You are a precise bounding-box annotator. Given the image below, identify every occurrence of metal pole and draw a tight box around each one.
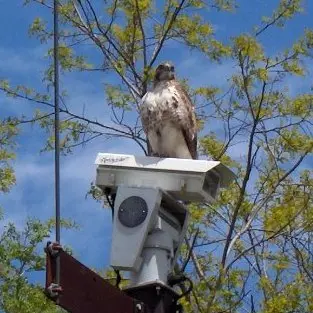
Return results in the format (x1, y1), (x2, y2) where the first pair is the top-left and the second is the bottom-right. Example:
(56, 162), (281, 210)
(53, 0), (61, 287)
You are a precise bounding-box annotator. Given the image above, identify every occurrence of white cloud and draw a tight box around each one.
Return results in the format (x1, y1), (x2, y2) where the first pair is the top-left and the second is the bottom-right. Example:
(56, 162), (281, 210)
(177, 52), (236, 88)
(15, 159), (52, 182)
(0, 45), (47, 75)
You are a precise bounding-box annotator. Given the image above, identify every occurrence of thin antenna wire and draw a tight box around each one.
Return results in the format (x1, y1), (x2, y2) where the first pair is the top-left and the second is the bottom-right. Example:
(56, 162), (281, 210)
(53, 0), (61, 287)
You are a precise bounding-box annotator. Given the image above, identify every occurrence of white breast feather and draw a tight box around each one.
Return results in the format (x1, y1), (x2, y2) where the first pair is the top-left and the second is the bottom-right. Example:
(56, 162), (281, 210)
(140, 82), (193, 159)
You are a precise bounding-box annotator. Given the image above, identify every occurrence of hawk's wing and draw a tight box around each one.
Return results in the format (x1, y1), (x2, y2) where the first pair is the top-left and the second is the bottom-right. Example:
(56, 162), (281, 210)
(170, 80), (198, 159)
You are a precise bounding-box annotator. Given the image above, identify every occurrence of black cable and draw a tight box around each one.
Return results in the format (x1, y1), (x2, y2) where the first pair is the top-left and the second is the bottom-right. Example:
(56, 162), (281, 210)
(104, 188), (121, 288)
(105, 193), (114, 220)
(177, 276), (193, 300)
(53, 0), (61, 288)
(168, 273), (193, 300)
(114, 268), (122, 288)
(104, 188), (116, 220)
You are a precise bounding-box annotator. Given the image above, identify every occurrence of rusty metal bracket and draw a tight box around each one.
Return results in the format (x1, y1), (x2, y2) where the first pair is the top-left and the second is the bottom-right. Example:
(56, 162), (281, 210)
(45, 244), (143, 313)
(46, 283), (63, 298)
(45, 241), (62, 257)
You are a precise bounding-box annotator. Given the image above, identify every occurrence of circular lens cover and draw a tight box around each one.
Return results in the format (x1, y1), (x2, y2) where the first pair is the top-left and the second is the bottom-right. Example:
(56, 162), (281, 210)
(118, 196), (148, 228)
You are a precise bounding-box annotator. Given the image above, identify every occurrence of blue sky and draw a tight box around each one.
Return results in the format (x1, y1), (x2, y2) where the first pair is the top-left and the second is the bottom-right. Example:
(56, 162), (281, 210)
(0, 0), (313, 291)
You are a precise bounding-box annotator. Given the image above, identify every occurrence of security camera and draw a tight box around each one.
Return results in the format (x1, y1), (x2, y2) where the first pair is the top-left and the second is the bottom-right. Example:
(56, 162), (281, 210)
(95, 153), (235, 204)
(94, 153), (236, 288)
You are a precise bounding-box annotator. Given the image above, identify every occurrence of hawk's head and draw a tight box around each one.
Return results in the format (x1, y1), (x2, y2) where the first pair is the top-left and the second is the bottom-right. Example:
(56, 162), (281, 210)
(154, 62), (175, 83)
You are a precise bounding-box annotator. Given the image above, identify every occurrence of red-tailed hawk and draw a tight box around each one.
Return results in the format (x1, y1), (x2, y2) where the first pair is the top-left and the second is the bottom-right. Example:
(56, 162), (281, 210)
(140, 62), (198, 159)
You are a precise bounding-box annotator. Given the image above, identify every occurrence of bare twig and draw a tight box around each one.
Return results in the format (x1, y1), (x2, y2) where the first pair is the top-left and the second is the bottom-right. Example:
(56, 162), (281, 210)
(149, 0), (187, 68)
(0, 86), (147, 152)
(255, 0), (294, 37)
(181, 229), (200, 273)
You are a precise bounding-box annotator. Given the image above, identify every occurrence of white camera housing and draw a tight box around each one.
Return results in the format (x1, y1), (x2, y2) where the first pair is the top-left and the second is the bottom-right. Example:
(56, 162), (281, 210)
(95, 153), (235, 203)
(110, 186), (162, 271)
(94, 153), (236, 287)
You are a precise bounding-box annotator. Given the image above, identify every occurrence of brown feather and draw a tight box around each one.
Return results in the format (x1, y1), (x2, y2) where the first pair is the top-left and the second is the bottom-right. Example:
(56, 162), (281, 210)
(171, 80), (198, 159)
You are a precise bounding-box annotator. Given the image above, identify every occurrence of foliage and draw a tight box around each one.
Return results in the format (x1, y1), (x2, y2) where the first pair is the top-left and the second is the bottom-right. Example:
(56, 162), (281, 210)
(0, 217), (76, 313)
(0, 118), (18, 193)
(1, 0), (313, 312)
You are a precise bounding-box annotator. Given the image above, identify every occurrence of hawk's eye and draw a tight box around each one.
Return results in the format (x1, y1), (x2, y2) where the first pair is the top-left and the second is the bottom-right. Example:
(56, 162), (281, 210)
(170, 66), (174, 71)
